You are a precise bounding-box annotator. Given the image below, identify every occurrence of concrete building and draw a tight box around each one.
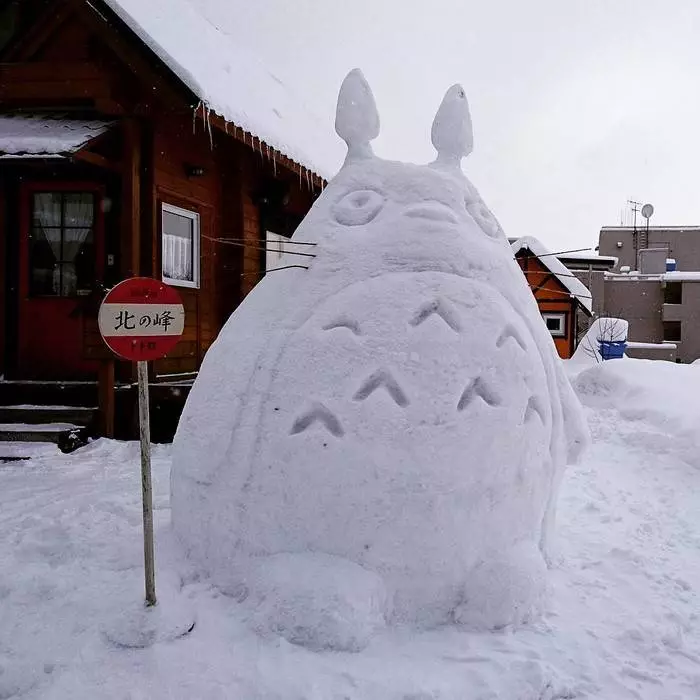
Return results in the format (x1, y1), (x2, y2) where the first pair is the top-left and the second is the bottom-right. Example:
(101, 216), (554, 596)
(598, 226), (700, 363)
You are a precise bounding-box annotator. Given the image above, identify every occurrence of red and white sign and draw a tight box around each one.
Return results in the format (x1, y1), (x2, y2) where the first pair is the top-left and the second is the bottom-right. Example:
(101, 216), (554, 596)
(98, 278), (185, 361)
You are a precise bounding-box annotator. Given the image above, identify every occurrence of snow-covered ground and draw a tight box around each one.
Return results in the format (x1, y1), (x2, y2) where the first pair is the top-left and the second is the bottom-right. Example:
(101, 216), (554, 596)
(2, 358), (699, 699)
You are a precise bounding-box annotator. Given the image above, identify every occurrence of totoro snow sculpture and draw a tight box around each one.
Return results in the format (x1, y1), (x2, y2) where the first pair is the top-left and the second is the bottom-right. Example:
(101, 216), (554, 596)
(171, 69), (589, 651)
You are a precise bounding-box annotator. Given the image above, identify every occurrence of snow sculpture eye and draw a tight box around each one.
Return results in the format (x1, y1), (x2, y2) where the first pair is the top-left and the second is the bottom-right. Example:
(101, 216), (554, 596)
(332, 189), (384, 226)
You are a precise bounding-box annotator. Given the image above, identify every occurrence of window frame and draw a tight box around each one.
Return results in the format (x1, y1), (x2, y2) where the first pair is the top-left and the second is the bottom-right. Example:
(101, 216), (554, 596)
(161, 202), (200, 289)
(542, 312), (566, 338)
(27, 188), (99, 299)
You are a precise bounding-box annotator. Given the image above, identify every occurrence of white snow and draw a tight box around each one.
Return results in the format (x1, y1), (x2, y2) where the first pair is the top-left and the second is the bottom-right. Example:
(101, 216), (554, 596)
(0, 423), (81, 432)
(511, 236), (594, 313)
(171, 71), (588, 647)
(101, 0), (343, 176)
(608, 271), (700, 282)
(0, 116), (111, 157)
(2, 362), (700, 698)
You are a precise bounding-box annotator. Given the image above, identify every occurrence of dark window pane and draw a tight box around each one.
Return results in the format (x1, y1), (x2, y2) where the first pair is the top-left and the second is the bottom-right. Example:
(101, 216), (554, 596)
(663, 282), (682, 305)
(663, 321), (681, 342)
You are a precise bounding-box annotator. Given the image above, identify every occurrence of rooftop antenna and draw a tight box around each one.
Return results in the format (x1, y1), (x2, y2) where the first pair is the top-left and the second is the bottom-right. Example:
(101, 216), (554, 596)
(627, 199), (642, 232)
(641, 203), (654, 245)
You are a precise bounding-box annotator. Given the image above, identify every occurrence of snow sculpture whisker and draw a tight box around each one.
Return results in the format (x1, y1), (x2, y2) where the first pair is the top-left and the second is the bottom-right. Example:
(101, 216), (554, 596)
(290, 402), (344, 437)
(457, 377), (500, 411)
(410, 298), (462, 333)
(353, 369), (409, 407)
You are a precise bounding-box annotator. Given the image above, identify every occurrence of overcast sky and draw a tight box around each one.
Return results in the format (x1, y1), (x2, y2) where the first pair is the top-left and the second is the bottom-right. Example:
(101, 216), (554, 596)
(195, 0), (699, 252)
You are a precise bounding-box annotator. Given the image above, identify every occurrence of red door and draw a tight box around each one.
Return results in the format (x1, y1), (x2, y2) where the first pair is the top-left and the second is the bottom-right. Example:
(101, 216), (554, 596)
(18, 183), (105, 379)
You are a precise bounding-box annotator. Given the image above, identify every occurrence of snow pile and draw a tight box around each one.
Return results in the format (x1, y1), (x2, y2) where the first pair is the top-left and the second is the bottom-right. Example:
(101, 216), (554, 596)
(0, 115), (111, 157)
(171, 69), (588, 650)
(101, 0), (342, 176)
(570, 316), (629, 365)
(573, 357), (700, 468)
(3, 365), (700, 698)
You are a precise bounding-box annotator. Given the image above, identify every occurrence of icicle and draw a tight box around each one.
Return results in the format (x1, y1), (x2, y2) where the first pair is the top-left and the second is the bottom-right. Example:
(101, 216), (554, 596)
(335, 68), (380, 163)
(192, 101), (202, 134)
(305, 169), (311, 191)
(298, 164), (302, 188)
(205, 106), (213, 149)
(431, 84), (473, 171)
(272, 149), (277, 177)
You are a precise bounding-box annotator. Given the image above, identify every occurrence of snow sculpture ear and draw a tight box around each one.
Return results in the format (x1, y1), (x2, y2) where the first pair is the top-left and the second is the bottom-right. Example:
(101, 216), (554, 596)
(431, 84), (473, 170)
(335, 68), (380, 163)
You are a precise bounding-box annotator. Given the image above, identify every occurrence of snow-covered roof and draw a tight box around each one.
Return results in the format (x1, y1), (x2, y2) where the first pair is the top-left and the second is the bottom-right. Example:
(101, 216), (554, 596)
(606, 271), (700, 282)
(511, 236), (593, 313)
(101, 0), (342, 179)
(557, 251), (618, 263)
(0, 115), (111, 158)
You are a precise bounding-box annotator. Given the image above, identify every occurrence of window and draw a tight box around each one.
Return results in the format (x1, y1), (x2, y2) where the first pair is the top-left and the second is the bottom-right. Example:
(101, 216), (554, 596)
(162, 203), (200, 288)
(542, 312), (566, 337)
(664, 282), (683, 305)
(30, 191), (95, 297)
(663, 321), (681, 342)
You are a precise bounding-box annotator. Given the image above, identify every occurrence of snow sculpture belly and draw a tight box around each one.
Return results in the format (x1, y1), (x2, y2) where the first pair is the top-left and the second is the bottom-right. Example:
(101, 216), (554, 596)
(236, 273), (551, 622)
(170, 69), (588, 650)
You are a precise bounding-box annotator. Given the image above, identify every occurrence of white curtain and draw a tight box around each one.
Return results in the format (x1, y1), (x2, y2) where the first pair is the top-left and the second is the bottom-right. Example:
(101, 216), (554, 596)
(33, 193), (93, 295)
(163, 232), (193, 281)
(62, 194), (94, 295)
(33, 193), (62, 283)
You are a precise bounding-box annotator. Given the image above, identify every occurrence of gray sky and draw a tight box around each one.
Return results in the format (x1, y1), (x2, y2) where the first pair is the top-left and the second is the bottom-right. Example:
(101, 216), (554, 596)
(195, 0), (699, 252)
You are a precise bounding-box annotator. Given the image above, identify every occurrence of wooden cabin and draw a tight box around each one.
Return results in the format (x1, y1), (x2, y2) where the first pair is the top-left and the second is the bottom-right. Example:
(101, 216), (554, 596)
(511, 237), (593, 359)
(0, 0), (334, 443)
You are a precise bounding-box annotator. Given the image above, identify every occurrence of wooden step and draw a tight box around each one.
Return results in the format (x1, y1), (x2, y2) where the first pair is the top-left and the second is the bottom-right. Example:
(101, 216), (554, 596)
(0, 404), (97, 426)
(0, 381), (99, 408)
(0, 423), (88, 452)
(0, 441), (62, 462)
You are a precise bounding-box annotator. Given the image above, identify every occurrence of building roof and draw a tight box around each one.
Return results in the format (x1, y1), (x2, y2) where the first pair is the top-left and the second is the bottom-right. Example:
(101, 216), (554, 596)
(101, 0), (342, 179)
(0, 115), (112, 158)
(511, 236), (593, 313)
(601, 226), (700, 233)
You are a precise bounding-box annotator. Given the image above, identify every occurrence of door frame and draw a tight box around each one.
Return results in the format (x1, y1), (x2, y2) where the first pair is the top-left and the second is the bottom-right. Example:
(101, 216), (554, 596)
(17, 180), (106, 378)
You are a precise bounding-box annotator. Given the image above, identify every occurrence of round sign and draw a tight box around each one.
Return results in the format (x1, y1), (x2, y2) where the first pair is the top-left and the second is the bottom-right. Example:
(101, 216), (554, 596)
(98, 278), (185, 361)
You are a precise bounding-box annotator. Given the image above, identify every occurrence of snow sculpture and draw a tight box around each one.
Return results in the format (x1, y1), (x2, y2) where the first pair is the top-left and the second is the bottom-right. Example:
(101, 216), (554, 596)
(171, 69), (588, 650)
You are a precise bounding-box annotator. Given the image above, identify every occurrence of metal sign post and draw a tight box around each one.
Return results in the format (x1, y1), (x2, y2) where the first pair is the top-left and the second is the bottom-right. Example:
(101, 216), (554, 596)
(98, 277), (184, 608)
(137, 359), (156, 606)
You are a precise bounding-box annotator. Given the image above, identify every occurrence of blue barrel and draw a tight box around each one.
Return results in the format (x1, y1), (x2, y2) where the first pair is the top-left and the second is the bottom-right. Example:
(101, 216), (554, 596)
(599, 340), (627, 360)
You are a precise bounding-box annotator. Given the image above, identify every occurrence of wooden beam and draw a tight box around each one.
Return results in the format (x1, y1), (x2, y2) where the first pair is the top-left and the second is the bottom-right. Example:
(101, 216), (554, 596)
(121, 118), (141, 277)
(69, 0), (194, 110)
(71, 149), (121, 172)
(98, 359), (115, 437)
(1, 0), (73, 62)
(206, 111), (327, 191)
(0, 62), (110, 102)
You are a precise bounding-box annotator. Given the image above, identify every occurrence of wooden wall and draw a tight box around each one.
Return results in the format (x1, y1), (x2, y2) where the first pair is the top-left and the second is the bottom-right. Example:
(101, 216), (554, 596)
(150, 110), (222, 375)
(1, 0), (321, 384)
(516, 251), (577, 359)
